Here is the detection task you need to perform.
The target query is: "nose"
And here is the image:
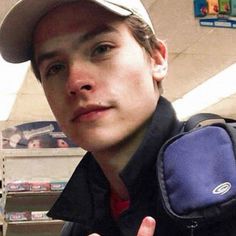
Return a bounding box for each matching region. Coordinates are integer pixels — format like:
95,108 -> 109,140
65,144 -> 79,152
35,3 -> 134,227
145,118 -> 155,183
66,65 -> 95,97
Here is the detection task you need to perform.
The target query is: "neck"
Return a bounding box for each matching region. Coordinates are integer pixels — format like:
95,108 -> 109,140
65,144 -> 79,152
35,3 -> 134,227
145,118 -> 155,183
92,122 -> 149,200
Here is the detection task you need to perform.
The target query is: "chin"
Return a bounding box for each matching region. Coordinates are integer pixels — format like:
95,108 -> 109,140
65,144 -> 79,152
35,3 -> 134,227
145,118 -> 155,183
80,140 -> 114,153
68,127 -> 127,152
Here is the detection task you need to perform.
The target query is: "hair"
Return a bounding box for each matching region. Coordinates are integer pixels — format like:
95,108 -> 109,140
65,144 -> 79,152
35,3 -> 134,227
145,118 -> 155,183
31,14 -> 163,89
125,15 -> 161,56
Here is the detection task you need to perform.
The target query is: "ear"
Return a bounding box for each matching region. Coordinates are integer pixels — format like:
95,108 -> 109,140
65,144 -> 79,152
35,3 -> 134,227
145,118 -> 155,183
151,41 -> 168,81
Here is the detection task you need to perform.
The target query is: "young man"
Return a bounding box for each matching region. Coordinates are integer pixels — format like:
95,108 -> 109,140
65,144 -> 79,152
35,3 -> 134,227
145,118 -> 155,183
1,1 -> 235,236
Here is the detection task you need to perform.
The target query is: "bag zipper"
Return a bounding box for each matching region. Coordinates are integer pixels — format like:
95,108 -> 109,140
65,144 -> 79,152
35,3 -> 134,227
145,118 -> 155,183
187,221 -> 198,236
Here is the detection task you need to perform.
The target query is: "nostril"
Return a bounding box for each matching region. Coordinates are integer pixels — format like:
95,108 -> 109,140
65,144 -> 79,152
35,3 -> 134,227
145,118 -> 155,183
69,90 -> 76,96
67,79 -> 94,96
81,84 -> 92,90
68,84 -> 92,96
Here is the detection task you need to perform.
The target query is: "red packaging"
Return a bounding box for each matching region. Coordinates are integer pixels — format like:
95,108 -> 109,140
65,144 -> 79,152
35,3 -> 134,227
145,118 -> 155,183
6,212 -> 31,222
6,182 -> 30,192
50,181 -> 67,191
31,211 -> 51,221
30,182 -> 51,191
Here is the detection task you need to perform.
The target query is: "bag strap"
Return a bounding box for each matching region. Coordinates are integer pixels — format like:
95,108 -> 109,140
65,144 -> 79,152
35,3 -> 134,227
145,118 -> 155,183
183,113 -> 226,132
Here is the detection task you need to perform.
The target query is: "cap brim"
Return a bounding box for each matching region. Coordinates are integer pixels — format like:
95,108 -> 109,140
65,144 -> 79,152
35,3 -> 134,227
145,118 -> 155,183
0,0 -> 132,63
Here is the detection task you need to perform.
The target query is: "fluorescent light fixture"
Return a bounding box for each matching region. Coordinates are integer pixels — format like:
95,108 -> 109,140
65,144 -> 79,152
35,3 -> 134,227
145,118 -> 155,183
173,63 -> 236,120
0,56 -> 29,121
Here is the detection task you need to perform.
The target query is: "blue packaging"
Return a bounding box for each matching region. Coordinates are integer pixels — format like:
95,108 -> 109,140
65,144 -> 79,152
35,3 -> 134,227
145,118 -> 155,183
231,0 -> 236,15
194,0 -> 208,17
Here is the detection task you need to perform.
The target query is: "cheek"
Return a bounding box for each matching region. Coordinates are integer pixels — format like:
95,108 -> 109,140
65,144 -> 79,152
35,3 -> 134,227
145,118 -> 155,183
43,86 -> 65,119
113,49 -> 153,90
112,59 -> 158,115
45,92 -> 57,110
46,92 -> 56,105
113,63 -> 154,100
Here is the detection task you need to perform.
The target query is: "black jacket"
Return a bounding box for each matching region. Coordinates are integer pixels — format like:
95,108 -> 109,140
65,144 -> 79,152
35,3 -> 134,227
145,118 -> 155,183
48,97 -> 236,236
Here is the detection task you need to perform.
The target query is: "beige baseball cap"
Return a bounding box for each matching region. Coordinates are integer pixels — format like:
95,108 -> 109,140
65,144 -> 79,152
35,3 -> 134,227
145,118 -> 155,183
0,0 -> 154,63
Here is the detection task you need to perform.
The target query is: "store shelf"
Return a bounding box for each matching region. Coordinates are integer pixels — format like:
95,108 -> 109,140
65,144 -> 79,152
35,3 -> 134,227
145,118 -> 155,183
6,191 -> 61,197
7,219 -> 63,225
6,220 -> 64,236
2,148 -> 84,184
0,147 -> 85,236
5,191 -> 61,212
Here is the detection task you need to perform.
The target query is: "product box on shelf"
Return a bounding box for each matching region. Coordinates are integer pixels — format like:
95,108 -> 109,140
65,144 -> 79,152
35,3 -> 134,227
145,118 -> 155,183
30,182 -> 51,192
6,211 -> 31,222
219,0 -> 230,14
194,0 -> 208,16
50,182 -> 67,191
231,0 -> 236,15
31,211 -> 51,221
207,0 -> 219,14
6,182 -> 30,192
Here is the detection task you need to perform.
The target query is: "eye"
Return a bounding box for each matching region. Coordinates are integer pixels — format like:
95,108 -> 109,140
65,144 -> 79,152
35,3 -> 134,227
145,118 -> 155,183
45,63 -> 66,78
92,43 -> 114,57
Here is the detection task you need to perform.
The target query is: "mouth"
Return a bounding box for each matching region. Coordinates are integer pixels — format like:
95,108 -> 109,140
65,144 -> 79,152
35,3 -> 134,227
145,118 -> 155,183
71,105 -> 111,122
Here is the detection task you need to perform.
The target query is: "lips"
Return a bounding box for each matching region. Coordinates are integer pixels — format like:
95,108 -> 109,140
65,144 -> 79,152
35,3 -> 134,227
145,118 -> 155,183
71,105 -> 111,122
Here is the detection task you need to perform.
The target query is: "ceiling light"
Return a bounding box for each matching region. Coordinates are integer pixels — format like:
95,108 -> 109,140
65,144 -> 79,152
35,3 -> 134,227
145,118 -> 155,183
173,63 -> 236,120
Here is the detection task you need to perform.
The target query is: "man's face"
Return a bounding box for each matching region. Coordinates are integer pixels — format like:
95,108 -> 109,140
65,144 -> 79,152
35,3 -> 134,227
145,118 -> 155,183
33,2 -> 162,154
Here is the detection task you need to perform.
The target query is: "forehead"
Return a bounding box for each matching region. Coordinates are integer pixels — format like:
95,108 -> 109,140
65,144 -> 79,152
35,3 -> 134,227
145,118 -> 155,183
33,1 -> 124,45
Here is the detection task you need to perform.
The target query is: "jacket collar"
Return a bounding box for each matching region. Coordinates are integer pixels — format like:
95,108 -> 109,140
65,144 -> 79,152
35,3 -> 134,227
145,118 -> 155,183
121,96 -> 181,198
48,96 -> 182,223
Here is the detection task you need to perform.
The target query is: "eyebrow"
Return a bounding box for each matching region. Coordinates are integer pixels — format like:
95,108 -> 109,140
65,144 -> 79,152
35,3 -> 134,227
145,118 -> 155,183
77,24 -> 119,46
36,24 -> 120,67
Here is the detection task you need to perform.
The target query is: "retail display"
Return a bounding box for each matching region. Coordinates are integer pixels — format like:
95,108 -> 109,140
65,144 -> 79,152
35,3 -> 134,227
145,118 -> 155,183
194,0 -> 236,28
0,146 -> 84,236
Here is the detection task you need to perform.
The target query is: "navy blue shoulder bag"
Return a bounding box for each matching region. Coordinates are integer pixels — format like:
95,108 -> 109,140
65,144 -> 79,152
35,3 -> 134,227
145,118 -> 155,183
157,113 -> 236,235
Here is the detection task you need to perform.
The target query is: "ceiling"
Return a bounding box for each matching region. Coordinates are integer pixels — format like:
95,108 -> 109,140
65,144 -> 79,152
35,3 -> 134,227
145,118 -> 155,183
0,0 -> 236,131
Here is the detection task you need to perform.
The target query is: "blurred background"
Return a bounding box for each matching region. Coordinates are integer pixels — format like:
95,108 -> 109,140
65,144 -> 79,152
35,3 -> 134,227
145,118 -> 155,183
0,0 -> 236,131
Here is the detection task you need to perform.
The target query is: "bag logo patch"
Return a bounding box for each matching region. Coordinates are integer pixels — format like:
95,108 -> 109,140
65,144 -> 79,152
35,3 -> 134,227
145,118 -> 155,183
212,182 -> 231,195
